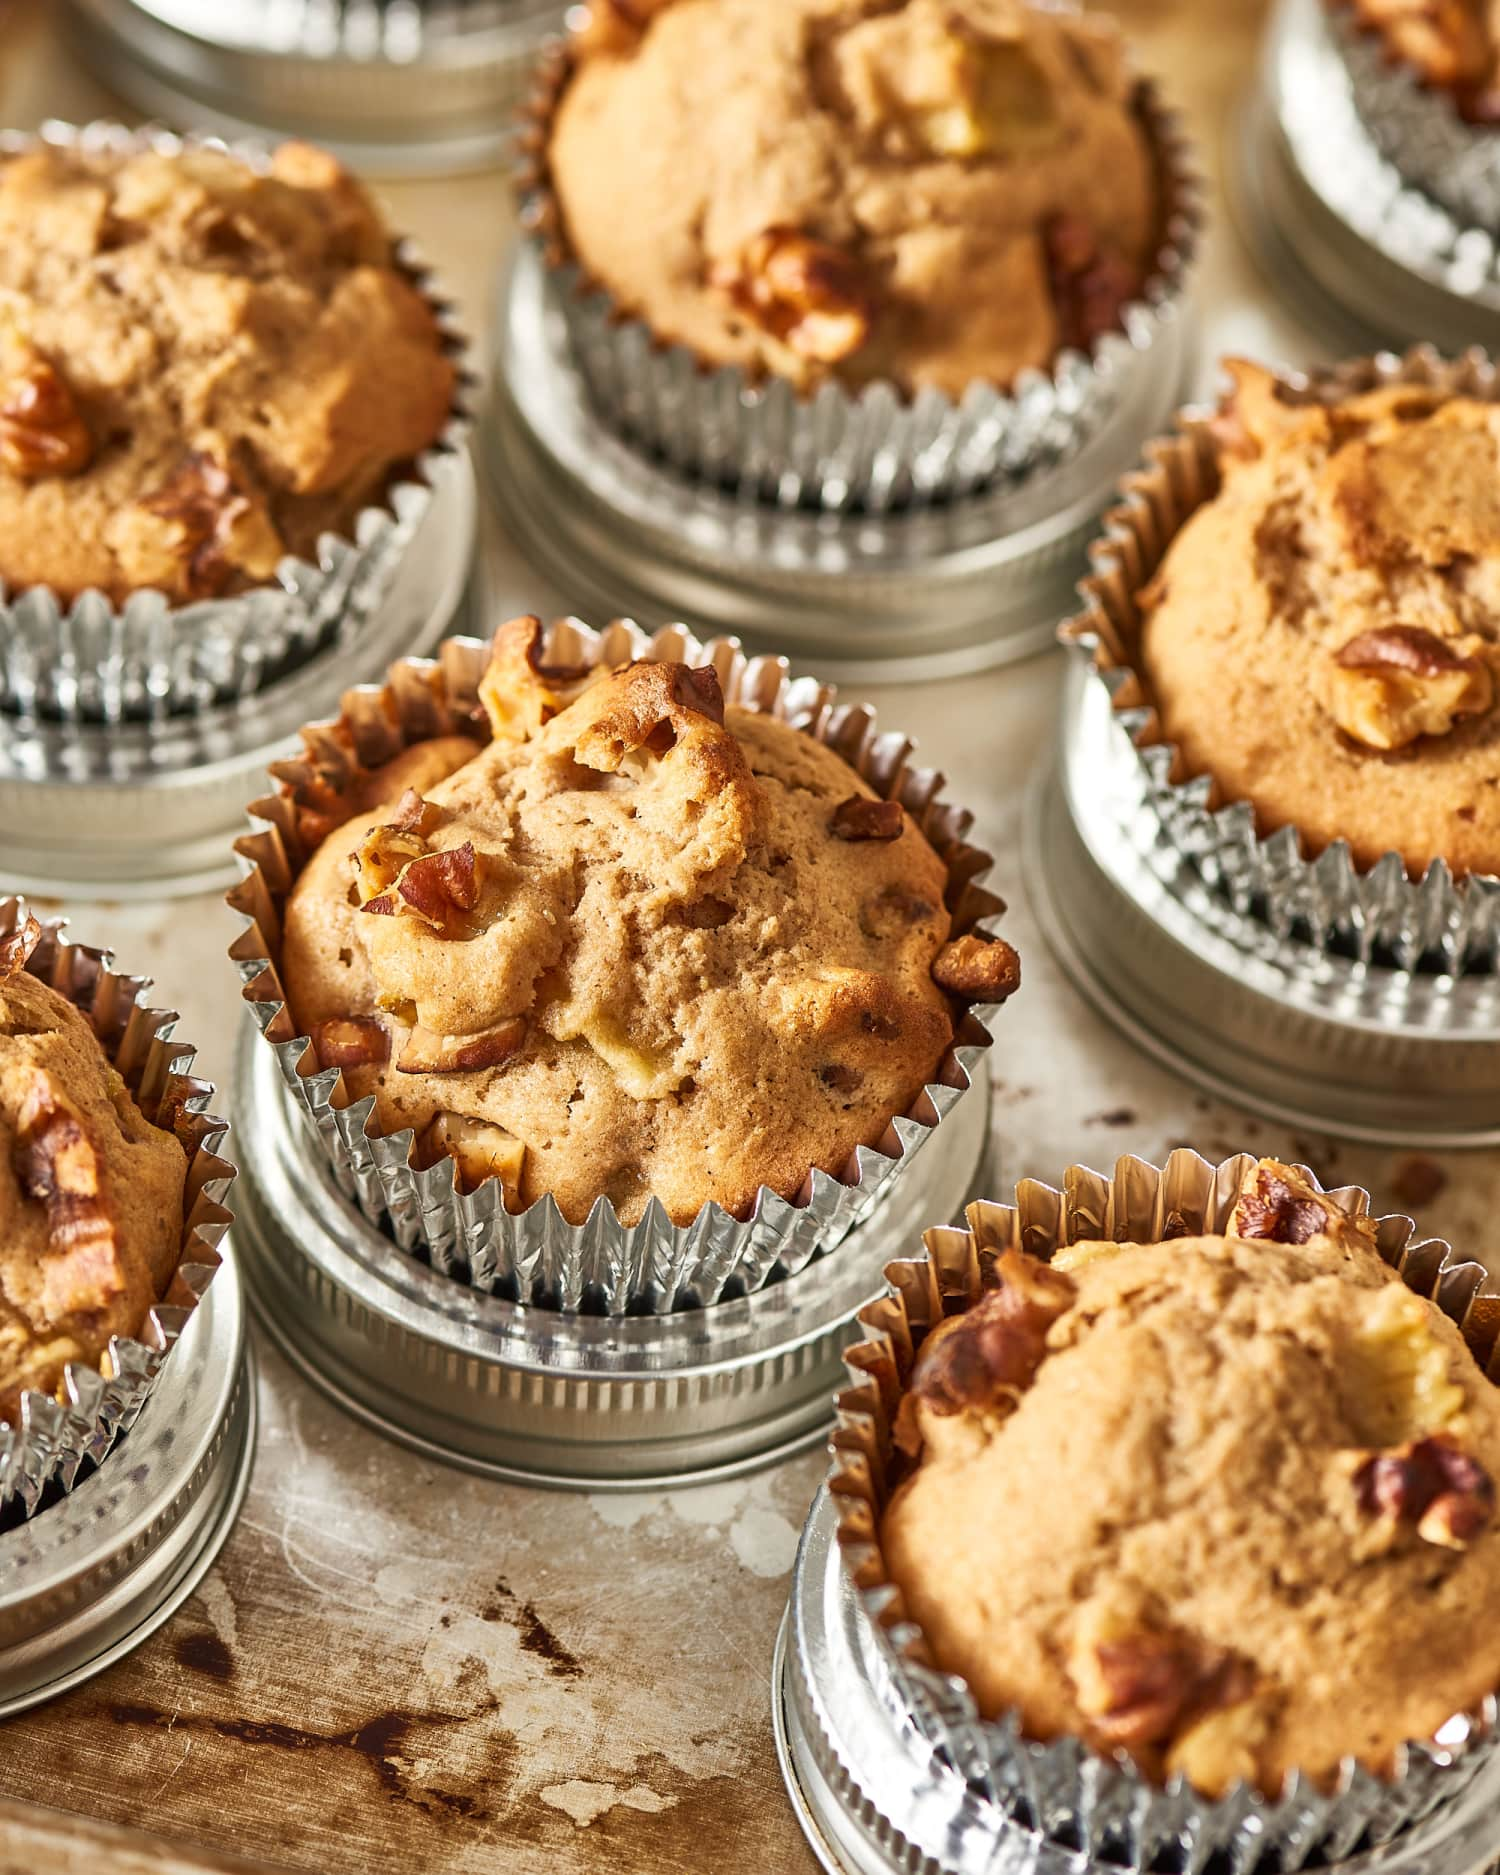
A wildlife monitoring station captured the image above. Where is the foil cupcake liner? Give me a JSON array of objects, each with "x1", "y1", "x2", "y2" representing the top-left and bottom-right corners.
[
  {"x1": 829, "y1": 1147, "x2": 1500, "y2": 1875},
  {"x1": 0, "y1": 119, "x2": 475, "y2": 727},
  {"x1": 0, "y1": 898, "x2": 236, "y2": 1522},
  {"x1": 513, "y1": 48, "x2": 1201, "y2": 514},
  {"x1": 1327, "y1": 4, "x2": 1500, "y2": 233},
  {"x1": 227, "y1": 616, "x2": 1005, "y2": 1314},
  {"x1": 1063, "y1": 345, "x2": 1500, "y2": 974}
]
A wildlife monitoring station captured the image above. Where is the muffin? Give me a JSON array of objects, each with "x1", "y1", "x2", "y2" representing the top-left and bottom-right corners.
[
  {"x1": 0, "y1": 913, "x2": 188, "y2": 1422},
  {"x1": 878, "y1": 1157, "x2": 1500, "y2": 1799},
  {"x1": 1132, "y1": 359, "x2": 1500, "y2": 881},
  {"x1": 1337, "y1": 0, "x2": 1500, "y2": 122},
  {"x1": 0, "y1": 136, "x2": 456, "y2": 607},
  {"x1": 540, "y1": 0, "x2": 1159, "y2": 398},
  {"x1": 276, "y1": 616, "x2": 1018, "y2": 1228}
]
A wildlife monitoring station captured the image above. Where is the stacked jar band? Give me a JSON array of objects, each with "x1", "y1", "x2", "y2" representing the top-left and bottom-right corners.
[
  {"x1": 1325, "y1": 0, "x2": 1500, "y2": 231},
  {"x1": 0, "y1": 899, "x2": 235, "y2": 1521},
  {"x1": 513, "y1": 0, "x2": 1200, "y2": 512},
  {"x1": 827, "y1": 1147, "x2": 1500, "y2": 1873},
  {"x1": 1065, "y1": 346, "x2": 1500, "y2": 973},
  {"x1": 0, "y1": 121, "x2": 472, "y2": 725},
  {"x1": 227, "y1": 615, "x2": 1018, "y2": 1314}
]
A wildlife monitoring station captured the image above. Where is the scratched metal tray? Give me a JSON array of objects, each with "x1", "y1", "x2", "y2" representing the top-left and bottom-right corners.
[
  {"x1": 0, "y1": 1246, "x2": 255, "y2": 1720},
  {"x1": 229, "y1": 1022, "x2": 992, "y2": 1489}
]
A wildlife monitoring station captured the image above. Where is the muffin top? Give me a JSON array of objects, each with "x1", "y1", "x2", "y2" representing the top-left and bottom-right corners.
[
  {"x1": 1344, "y1": 0, "x2": 1500, "y2": 119},
  {"x1": 882, "y1": 1159, "x2": 1500, "y2": 1798},
  {"x1": 1137, "y1": 362, "x2": 1500, "y2": 878},
  {"x1": 280, "y1": 618, "x2": 1018, "y2": 1227},
  {"x1": 544, "y1": 0, "x2": 1158, "y2": 396},
  {"x1": 0, "y1": 917, "x2": 188, "y2": 1422},
  {"x1": 0, "y1": 139, "x2": 456, "y2": 606}
]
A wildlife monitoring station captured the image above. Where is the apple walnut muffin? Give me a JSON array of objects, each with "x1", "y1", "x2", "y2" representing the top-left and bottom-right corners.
[
  {"x1": 1137, "y1": 361, "x2": 1500, "y2": 878},
  {"x1": 542, "y1": 0, "x2": 1159, "y2": 396},
  {"x1": 0, "y1": 138, "x2": 455, "y2": 606},
  {"x1": 0, "y1": 916, "x2": 188, "y2": 1422},
  {"x1": 882, "y1": 1159, "x2": 1500, "y2": 1797},
  {"x1": 1338, "y1": 0, "x2": 1500, "y2": 120},
  {"x1": 280, "y1": 617, "x2": 1019, "y2": 1226}
]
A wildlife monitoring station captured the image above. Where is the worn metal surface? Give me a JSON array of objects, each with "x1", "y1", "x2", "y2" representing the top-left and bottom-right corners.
[{"x1": 3, "y1": 3, "x2": 1500, "y2": 1872}]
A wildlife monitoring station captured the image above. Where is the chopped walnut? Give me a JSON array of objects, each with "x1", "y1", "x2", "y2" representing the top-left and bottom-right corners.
[
  {"x1": 709, "y1": 228, "x2": 871, "y2": 367},
  {"x1": 1070, "y1": 1609, "x2": 1256, "y2": 1758},
  {"x1": 480, "y1": 616, "x2": 600, "y2": 746},
  {"x1": 895, "y1": 1248, "x2": 1075, "y2": 1452},
  {"x1": 114, "y1": 451, "x2": 285, "y2": 602},
  {"x1": 419, "y1": 1112, "x2": 526, "y2": 1202},
  {"x1": 0, "y1": 912, "x2": 41, "y2": 980},
  {"x1": 354, "y1": 820, "x2": 431, "y2": 905},
  {"x1": 1045, "y1": 215, "x2": 1138, "y2": 351},
  {"x1": 1230, "y1": 1164, "x2": 1330, "y2": 1245},
  {"x1": 1352, "y1": 1434, "x2": 1496, "y2": 1549},
  {"x1": 1329, "y1": 627, "x2": 1493, "y2": 752},
  {"x1": 396, "y1": 1017, "x2": 527, "y2": 1075},
  {"x1": 932, "y1": 933, "x2": 1021, "y2": 1002},
  {"x1": 829, "y1": 796, "x2": 904, "y2": 842},
  {"x1": 0, "y1": 348, "x2": 92, "y2": 479},
  {"x1": 310, "y1": 1016, "x2": 390, "y2": 1070},
  {"x1": 362, "y1": 843, "x2": 481, "y2": 934},
  {"x1": 12, "y1": 1087, "x2": 121, "y2": 1310}
]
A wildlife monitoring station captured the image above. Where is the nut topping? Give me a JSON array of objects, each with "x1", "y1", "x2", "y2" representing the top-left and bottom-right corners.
[
  {"x1": 896, "y1": 1249, "x2": 1075, "y2": 1452},
  {"x1": 1230, "y1": 1166, "x2": 1330, "y2": 1245},
  {"x1": 1352, "y1": 1434, "x2": 1496, "y2": 1549},
  {"x1": 419, "y1": 1112, "x2": 526, "y2": 1201},
  {"x1": 0, "y1": 912, "x2": 41, "y2": 980},
  {"x1": 1072, "y1": 1621, "x2": 1255, "y2": 1753},
  {"x1": 1329, "y1": 627, "x2": 1493, "y2": 752},
  {"x1": 830, "y1": 796, "x2": 904, "y2": 842},
  {"x1": 13, "y1": 1085, "x2": 121, "y2": 1309},
  {"x1": 310, "y1": 1016, "x2": 390, "y2": 1070},
  {"x1": 1045, "y1": 215, "x2": 1138, "y2": 352},
  {"x1": 709, "y1": 228, "x2": 871, "y2": 367},
  {"x1": 0, "y1": 350, "x2": 92, "y2": 480},
  {"x1": 362, "y1": 843, "x2": 481, "y2": 933},
  {"x1": 932, "y1": 933, "x2": 1022, "y2": 1002},
  {"x1": 396, "y1": 1017, "x2": 528, "y2": 1076},
  {"x1": 355, "y1": 821, "x2": 430, "y2": 905},
  {"x1": 480, "y1": 615, "x2": 601, "y2": 745},
  {"x1": 123, "y1": 451, "x2": 285, "y2": 602}
]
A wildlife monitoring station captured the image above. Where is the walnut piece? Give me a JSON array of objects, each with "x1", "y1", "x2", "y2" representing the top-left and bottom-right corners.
[
  {"x1": 830, "y1": 797, "x2": 904, "y2": 842},
  {"x1": 396, "y1": 1017, "x2": 527, "y2": 1076},
  {"x1": 363, "y1": 843, "x2": 481, "y2": 934},
  {"x1": 13, "y1": 1085, "x2": 121, "y2": 1312},
  {"x1": 1353, "y1": 1434, "x2": 1496, "y2": 1549},
  {"x1": 1330, "y1": 627, "x2": 1493, "y2": 752},
  {"x1": 1045, "y1": 215, "x2": 1138, "y2": 352},
  {"x1": 1071, "y1": 1612, "x2": 1256, "y2": 1763},
  {"x1": 709, "y1": 229, "x2": 871, "y2": 367},
  {"x1": 0, "y1": 912, "x2": 41, "y2": 980},
  {"x1": 310, "y1": 1016, "x2": 390, "y2": 1070},
  {"x1": 932, "y1": 933, "x2": 1022, "y2": 1003},
  {"x1": 896, "y1": 1248, "x2": 1075, "y2": 1452},
  {"x1": 1230, "y1": 1164, "x2": 1330, "y2": 1245},
  {"x1": 0, "y1": 349, "x2": 92, "y2": 480},
  {"x1": 480, "y1": 616, "x2": 600, "y2": 746},
  {"x1": 419, "y1": 1112, "x2": 526, "y2": 1202},
  {"x1": 118, "y1": 451, "x2": 285, "y2": 601}
]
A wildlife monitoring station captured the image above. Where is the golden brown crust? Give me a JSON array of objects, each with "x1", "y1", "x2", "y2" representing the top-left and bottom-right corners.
[
  {"x1": 0, "y1": 966, "x2": 187, "y2": 1423},
  {"x1": 278, "y1": 617, "x2": 1014, "y2": 1226},
  {"x1": 1138, "y1": 361, "x2": 1500, "y2": 878},
  {"x1": 881, "y1": 1159, "x2": 1500, "y2": 1798},
  {"x1": 0, "y1": 139, "x2": 456, "y2": 605},
  {"x1": 1338, "y1": 0, "x2": 1500, "y2": 119},
  {"x1": 541, "y1": 0, "x2": 1158, "y2": 398}
]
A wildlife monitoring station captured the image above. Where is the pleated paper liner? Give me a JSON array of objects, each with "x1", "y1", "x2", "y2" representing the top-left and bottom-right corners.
[
  {"x1": 0, "y1": 900, "x2": 236, "y2": 1522},
  {"x1": 829, "y1": 1147, "x2": 1500, "y2": 1875},
  {"x1": 1064, "y1": 346, "x2": 1500, "y2": 974},
  {"x1": 0, "y1": 120, "x2": 475, "y2": 726},
  {"x1": 513, "y1": 45, "x2": 1201, "y2": 513},
  {"x1": 1327, "y1": 3, "x2": 1500, "y2": 234},
  {"x1": 227, "y1": 616, "x2": 1006, "y2": 1314}
]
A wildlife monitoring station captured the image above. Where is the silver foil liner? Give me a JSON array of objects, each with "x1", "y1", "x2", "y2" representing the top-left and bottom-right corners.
[
  {"x1": 829, "y1": 1147, "x2": 1500, "y2": 1875},
  {"x1": 0, "y1": 120, "x2": 474, "y2": 726},
  {"x1": 1064, "y1": 346, "x2": 1500, "y2": 974},
  {"x1": 226, "y1": 616, "x2": 1006, "y2": 1314},
  {"x1": 1327, "y1": 4, "x2": 1500, "y2": 233},
  {"x1": 0, "y1": 899, "x2": 236, "y2": 1521},
  {"x1": 513, "y1": 48, "x2": 1201, "y2": 514}
]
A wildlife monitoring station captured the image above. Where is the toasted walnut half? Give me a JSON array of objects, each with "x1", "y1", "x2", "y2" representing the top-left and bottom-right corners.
[
  {"x1": 113, "y1": 451, "x2": 285, "y2": 602},
  {"x1": 480, "y1": 616, "x2": 600, "y2": 746},
  {"x1": 0, "y1": 347, "x2": 92, "y2": 480},
  {"x1": 1070, "y1": 1606, "x2": 1256, "y2": 1760},
  {"x1": 710, "y1": 228, "x2": 871, "y2": 368},
  {"x1": 1330, "y1": 627, "x2": 1493, "y2": 752},
  {"x1": 932, "y1": 933, "x2": 1021, "y2": 1003},
  {"x1": 1353, "y1": 1433, "x2": 1496, "y2": 1549},
  {"x1": 894, "y1": 1248, "x2": 1075, "y2": 1453},
  {"x1": 419, "y1": 1112, "x2": 526, "y2": 1203},
  {"x1": 830, "y1": 796, "x2": 904, "y2": 842},
  {"x1": 0, "y1": 912, "x2": 41, "y2": 979}
]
